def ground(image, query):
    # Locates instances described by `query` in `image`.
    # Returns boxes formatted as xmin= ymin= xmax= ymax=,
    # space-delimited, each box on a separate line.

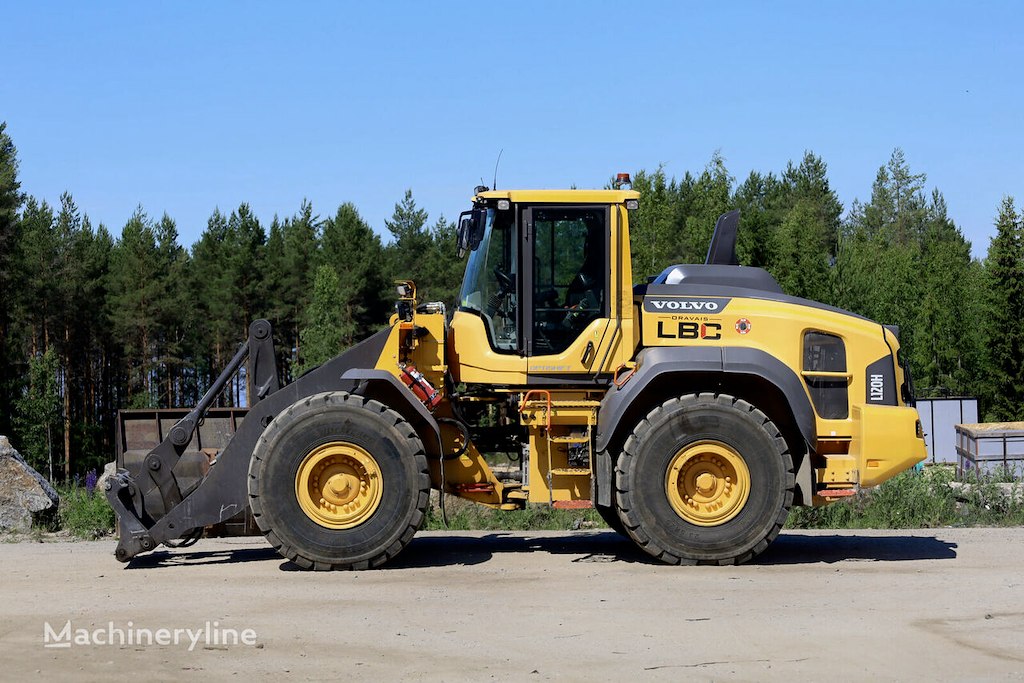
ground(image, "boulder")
xmin=95 ymin=460 xmax=117 ymax=496
xmin=0 ymin=435 xmax=60 ymax=532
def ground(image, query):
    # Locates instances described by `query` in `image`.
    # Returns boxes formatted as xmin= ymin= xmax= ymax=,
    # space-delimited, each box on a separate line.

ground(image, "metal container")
xmin=955 ymin=422 xmax=1024 ymax=479
xmin=917 ymin=397 xmax=978 ymax=464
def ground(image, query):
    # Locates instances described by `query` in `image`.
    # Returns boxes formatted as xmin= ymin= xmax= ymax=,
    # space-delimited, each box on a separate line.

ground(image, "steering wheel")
xmin=494 ymin=266 xmax=515 ymax=294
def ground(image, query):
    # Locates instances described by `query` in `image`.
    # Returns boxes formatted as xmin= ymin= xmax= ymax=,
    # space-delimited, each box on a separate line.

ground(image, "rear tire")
xmin=615 ymin=393 xmax=794 ymax=565
xmin=248 ymin=392 xmax=430 ymax=570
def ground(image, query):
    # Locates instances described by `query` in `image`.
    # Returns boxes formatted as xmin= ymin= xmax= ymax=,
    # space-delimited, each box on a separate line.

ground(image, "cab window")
xmin=458 ymin=208 xmax=519 ymax=352
xmin=531 ymin=207 xmax=607 ymax=355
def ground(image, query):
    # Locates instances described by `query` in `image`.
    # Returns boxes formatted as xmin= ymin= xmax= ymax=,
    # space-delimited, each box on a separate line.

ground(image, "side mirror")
xmin=457 ymin=212 xmax=472 ymax=258
xmin=456 ymin=208 xmax=488 ymax=258
xmin=468 ymin=207 xmax=487 ymax=251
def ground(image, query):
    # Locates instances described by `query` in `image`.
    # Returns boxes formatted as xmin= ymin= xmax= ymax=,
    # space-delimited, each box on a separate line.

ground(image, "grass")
xmin=32 ymin=465 xmax=1024 ymax=540
xmin=424 ymin=466 xmax=1024 ymax=533
xmin=56 ymin=484 xmax=116 ymax=539
xmin=786 ymin=466 xmax=1024 ymax=530
xmin=423 ymin=495 xmax=605 ymax=531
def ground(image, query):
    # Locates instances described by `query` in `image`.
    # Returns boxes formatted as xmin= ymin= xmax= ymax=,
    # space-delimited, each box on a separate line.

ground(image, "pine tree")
xmin=420 ymin=214 xmax=463 ymax=308
xmin=771 ymin=199 xmax=832 ymax=301
xmin=53 ymin=192 xmax=84 ymax=479
xmin=189 ymin=209 xmax=237 ymax=399
xmin=153 ymin=213 xmax=190 ymax=407
xmin=108 ymin=207 xmax=163 ymax=407
xmin=835 ymin=150 xmax=926 ymax=364
xmin=17 ymin=197 xmax=57 ymax=353
xmin=297 ymin=265 xmax=355 ymax=373
xmin=677 ymin=152 xmax=733 ymax=264
xmin=733 ymin=170 xmax=785 ymax=268
xmin=280 ymin=201 xmax=319 ymax=376
xmin=911 ymin=191 xmax=980 ymax=395
xmin=781 ymin=152 xmax=843 ymax=253
xmin=983 ymin=197 xmax=1024 ymax=420
xmin=627 ymin=166 xmax=685 ymax=281
xmin=0 ymin=122 xmax=23 ymax=435
xmin=225 ymin=203 xmax=267 ymax=341
xmin=74 ymin=220 xmax=116 ymax=467
xmin=13 ymin=348 xmax=61 ymax=479
xmin=385 ymin=189 xmax=431 ymax=287
xmin=741 ymin=152 xmax=843 ymax=303
xmin=322 ymin=202 xmax=389 ymax=338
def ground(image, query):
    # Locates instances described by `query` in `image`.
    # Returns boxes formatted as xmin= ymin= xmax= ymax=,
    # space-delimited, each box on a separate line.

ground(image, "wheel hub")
xmin=666 ymin=441 xmax=751 ymax=526
xmin=295 ymin=442 xmax=383 ymax=529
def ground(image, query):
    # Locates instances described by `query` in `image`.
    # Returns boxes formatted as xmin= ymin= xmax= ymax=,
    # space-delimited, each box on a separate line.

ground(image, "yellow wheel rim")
xmin=666 ymin=441 xmax=750 ymax=526
xmin=295 ymin=442 xmax=383 ymax=529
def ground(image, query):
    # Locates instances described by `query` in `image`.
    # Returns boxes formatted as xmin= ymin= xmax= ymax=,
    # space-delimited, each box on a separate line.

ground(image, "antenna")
xmin=492 ymin=149 xmax=503 ymax=190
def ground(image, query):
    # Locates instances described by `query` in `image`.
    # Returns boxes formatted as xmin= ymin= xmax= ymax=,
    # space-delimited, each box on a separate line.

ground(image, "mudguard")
xmin=593 ymin=345 xmax=817 ymax=507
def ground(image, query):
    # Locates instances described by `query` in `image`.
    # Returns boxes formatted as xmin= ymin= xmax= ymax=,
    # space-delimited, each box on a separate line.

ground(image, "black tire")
xmin=248 ymin=391 xmax=430 ymax=570
xmin=595 ymin=502 xmax=627 ymax=536
xmin=615 ymin=393 xmax=794 ymax=565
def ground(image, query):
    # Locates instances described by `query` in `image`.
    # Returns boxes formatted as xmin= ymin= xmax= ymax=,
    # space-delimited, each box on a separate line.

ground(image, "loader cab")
xmin=450 ymin=189 xmax=639 ymax=385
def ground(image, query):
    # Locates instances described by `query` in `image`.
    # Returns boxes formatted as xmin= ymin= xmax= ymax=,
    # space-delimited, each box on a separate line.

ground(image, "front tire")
xmin=248 ymin=392 xmax=430 ymax=570
xmin=615 ymin=393 xmax=794 ymax=565
xmin=595 ymin=502 xmax=627 ymax=536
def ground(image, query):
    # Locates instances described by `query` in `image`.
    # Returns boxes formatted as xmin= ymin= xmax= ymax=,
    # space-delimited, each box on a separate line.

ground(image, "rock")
xmin=0 ymin=435 xmax=60 ymax=532
xmin=95 ymin=461 xmax=117 ymax=496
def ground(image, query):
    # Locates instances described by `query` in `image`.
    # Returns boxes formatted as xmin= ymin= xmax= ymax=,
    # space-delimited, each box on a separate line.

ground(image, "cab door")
xmin=521 ymin=205 xmax=618 ymax=383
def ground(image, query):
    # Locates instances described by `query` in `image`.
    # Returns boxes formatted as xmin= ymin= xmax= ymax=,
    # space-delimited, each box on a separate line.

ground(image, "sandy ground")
xmin=1 ymin=528 xmax=1022 ymax=681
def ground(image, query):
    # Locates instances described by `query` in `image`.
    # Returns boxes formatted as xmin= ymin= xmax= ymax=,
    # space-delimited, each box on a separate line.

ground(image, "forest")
xmin=1 ymin=120 xmax=1023 ymax=482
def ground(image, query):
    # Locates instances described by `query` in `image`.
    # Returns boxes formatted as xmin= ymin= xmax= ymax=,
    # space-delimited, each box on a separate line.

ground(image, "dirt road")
xmin=1 ymin=528 xmax=1022 ymax=681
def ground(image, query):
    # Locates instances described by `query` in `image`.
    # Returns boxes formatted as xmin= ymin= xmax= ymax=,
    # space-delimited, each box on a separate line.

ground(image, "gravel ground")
xmin=1 ymin=527 xmax=1022 ymax=681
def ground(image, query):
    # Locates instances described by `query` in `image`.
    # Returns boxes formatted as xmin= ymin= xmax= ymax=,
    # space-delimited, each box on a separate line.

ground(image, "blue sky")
xmin=3 ymin=1 xmax=1022 ymax=258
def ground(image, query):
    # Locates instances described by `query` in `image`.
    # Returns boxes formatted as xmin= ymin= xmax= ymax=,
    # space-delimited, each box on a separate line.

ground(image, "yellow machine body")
xmin=106 ymin=183 xmax=929 ymax=568
xmin=378 ymin=189 xmax=925 ymax=511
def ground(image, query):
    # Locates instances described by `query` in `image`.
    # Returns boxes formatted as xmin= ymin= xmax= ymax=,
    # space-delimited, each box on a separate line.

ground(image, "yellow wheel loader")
xmin=105 ymin=179 xmax=927 ymax=568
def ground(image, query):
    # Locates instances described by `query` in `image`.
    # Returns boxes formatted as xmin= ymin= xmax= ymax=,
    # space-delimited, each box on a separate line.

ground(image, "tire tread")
xmin=248 ymin=391 xmax=430 ymax=571
xmin=615 ymin=392 xmax=795 ymax=566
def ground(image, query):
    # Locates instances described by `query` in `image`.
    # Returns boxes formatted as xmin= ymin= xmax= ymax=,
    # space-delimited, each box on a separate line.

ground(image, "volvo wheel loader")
xmin=105 ymin=178 xmax=927 ymax=568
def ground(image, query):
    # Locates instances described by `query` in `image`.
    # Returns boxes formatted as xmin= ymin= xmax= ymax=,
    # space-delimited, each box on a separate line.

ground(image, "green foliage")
xmin=13 ymin=348 xmax=61 ymax=475
xmin=787 ymin=468 xmax=1024 ymax=530
xmin=678 ymin=152 xmax=733 ymax=265
xmin=297 ymin=265 xmax=355 ymax=373
xmin=983 ymin=197 xmax=1024 ymax=420
xmin=419 ymin=215 xmax=464 ymax=308
xmin=770 ymin=199 xmax=832 ymax=301
xmin=0 ymin=121 xmax=23 ymax=437
xmin=321 ymin=202 xmax=389 ymax=340
xmin=0 ymin=116 xmax=1023 ymax=486
xmin=386 ymin=189 xmax=431 ymax=286
xmin=626 ymin=165 xmax=684 ymax=281
xmin=422 ymin=497 xmax=606 ymax=531
xmin=833 ymin=150 xmax=981 ymax=398
xmin=107 ymin=207 xmax=163 ymax=406
xmin=57 ymin=485 xmax=115 ymax=538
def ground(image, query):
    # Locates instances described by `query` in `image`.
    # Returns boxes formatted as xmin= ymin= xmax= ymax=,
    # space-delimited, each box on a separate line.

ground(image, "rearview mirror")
xmin=457 ymin=208 xmax=488 ymax=258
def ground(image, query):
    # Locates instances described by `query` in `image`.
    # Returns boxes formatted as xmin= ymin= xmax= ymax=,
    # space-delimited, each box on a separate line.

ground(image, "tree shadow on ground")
xmin=125 ymin=530 xmax=958 ymax=570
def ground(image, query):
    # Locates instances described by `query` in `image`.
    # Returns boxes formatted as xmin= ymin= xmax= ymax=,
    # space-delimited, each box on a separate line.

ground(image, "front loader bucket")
xmin=106 ymin=321 xmax=393 ymax=562
xmin=115 ymin=407 xmax=258 ymax=536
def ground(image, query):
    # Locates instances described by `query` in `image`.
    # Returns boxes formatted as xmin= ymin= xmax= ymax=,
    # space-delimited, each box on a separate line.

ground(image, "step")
xmin=521 ymin=399 xmax=601 ymax=410
xmin=549 ymin=433 xmax=591 ymax=444
xmin=550 ymin=467 xmax=592 ymax=476
xmin=817 ymin=488 xmax=857 ymax=498
xmin=553 ymin=500 xmax=594 ymax=509
xmin=454 ymin=482 xmax=495 ymax=494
